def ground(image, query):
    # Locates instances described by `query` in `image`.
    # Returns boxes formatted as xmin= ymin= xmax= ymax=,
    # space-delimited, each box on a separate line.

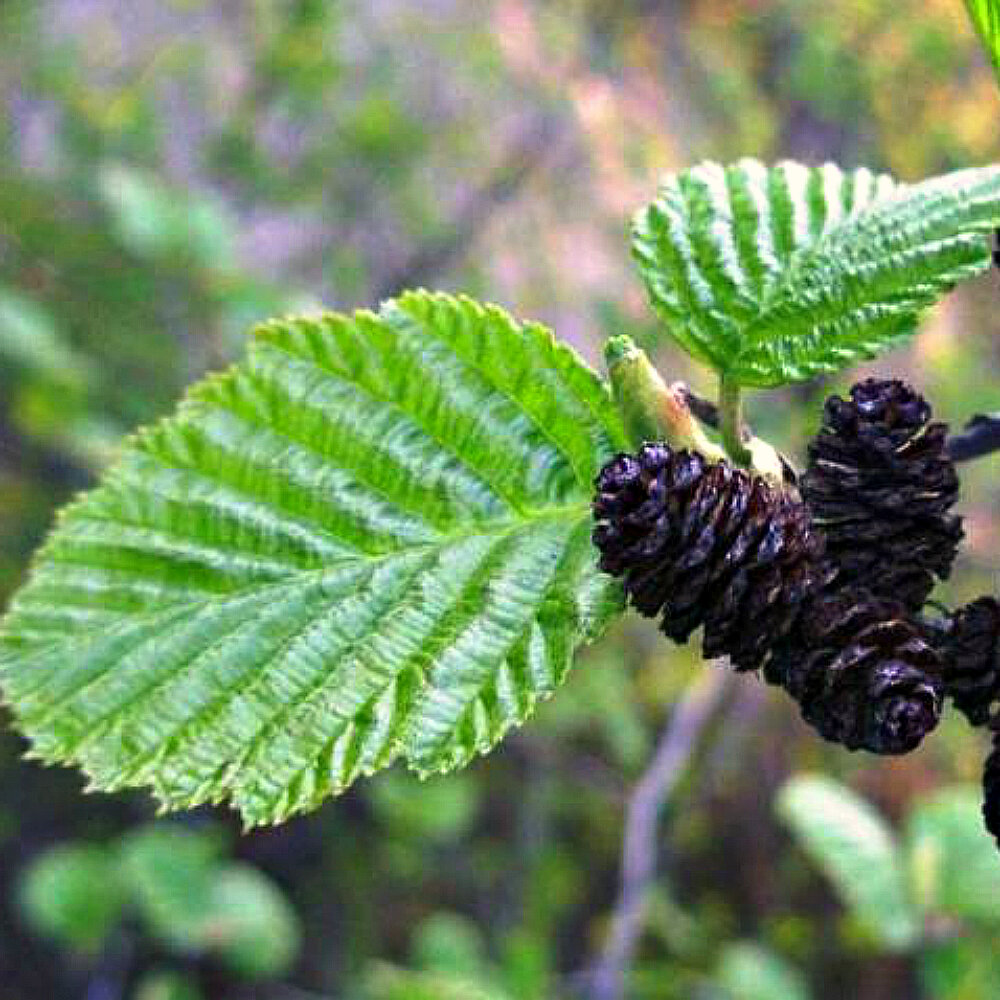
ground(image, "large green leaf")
xmin=777 ymin=775 xmax=919 ymax=950
xmin=632 ymin=160 xmax=1000 ymax=386
xmin=965 ymin=1 xmax=1000 ymax=86
xmin=0 ymin=291 xmax=626 ymax=825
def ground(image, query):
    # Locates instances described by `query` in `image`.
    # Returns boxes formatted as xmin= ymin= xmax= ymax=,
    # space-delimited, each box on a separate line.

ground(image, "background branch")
xmin=586 ymin=670 xmax=735 ymax=1000
xmin=947 ymin=413 xmax=1000 ymax=462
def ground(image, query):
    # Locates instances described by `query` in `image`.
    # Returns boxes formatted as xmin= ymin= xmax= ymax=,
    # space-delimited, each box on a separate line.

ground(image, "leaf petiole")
xmin=718 ymin=376 xmax=752 ymax=467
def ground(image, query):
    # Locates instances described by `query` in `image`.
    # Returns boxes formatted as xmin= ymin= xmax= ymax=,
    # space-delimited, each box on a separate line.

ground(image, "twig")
xmin=673 ymin=383 xmax=754 ymax=443
xmin=673 ymin=383 xmax=721 ymax=431
xmin=587 ymin=670 xmax=734 ymax=1000
xmin=947 ymin=413 xmax=1000 ymax=462
xmin=680 ymin=386 xmax=1000 ymax=466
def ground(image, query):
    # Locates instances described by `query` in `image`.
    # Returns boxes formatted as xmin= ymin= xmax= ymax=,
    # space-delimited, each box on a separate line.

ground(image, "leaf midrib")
xmin=0 ymin=500 xmax=594 ymax=665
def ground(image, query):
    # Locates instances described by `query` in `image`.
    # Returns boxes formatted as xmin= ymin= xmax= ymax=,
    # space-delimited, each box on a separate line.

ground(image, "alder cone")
xmin=801 ymin=378 xmax=962 ymax=611
xmin=592 ymin=443 xmax=824 ymax=673
xmin=942 ymin=597 xmax=1000 ymax=726
xmin=984 ymin=720 xmax=1000 ymax=849
xmin=770 ymin=586 xmax=943 ymax=754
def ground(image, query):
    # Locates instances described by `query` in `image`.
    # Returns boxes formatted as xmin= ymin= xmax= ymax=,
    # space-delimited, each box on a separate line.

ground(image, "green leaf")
xmin=0 ymin=291 xmax=626 ymax=826
xmin=18 ymin=844 xmax=127 ymax=953
xmin=200 ymin=864 xmax=301 ymax=978
xmin=777 ymin=775 xmax=919 ymax=950
xmin=906 ymin=786 xmax=1000 ymax=925
xmin=921 ymin=936 xmax=1000 ymax=1000
xmin=98 ymin=163 xmax=237 ymax=270
xmin=965 ymin=1 xmax=1000 ymax=86
xmin=363 ymin=963 xmax=511 ymax=1000
xmin=121 ymin=825 xmax=224 ymax=950
xmin=714 ymin=942 xmax=812 ymax=1000
xmin=632 ymin=160 xmax=1000 ymax=386
xmin=0 ymin=287 xmax=92 ymax=387
xmin=133 ymin=971 xmax=205 ymax=1000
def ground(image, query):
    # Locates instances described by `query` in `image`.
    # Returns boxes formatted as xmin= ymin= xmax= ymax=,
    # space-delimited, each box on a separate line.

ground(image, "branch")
xmin=680 ymin=387 xmax=1000 ymax=467
xmin=672 ymin=383 xmax=755 ymax=443
xmin=947 ymin=413 xmax=1000 ymax=463
xmin=586 ymin=670 xmax=734 ymax=1000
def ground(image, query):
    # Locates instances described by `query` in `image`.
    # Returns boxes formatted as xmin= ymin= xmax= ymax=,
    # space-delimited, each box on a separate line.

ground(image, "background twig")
xmin=947 ymin=413 xmax=1000 ymax=462
xmin=587 ymin=670 xmax=735 ymax=1000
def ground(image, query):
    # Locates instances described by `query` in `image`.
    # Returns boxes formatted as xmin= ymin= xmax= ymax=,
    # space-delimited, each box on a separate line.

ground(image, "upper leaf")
xmin=965 ymin=0 xmax=1000 ymax=87
xmin=0 ymin=291 xmax=626 ymax=826
xmin=632 ymin=159 xmax=1000 ymax=386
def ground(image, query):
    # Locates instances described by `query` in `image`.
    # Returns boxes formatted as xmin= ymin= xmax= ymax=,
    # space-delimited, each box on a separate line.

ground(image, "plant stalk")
xmin=718 ymin=376 xmax=752 ymax=466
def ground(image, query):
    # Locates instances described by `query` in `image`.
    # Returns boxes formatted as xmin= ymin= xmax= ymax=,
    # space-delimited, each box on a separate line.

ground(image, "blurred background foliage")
xmin=1 ymin=1 xmax=1000 ymax=998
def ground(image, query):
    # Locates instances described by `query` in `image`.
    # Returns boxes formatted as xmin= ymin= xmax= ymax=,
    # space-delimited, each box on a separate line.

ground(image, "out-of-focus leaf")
xmin=98 ymin=164 xmax=236 ymax=269
xmin=411 ymin=912 xmax=489 ymax=979
xmin=0 ymin=288 xmax=91 ymax=386
xmin=120 ymin=825 xmax=223 ymax=951
xmin=906 ymin=786 xmax=1000 ymax=924
xmin=921 ymin=936 xmax=1000 ymax=1000
xmin=18 ymin=844 xmax=126 ymax=953
xmin=363 ymin=963 xmax=511 ymax=1000
xmin=371 ymin=771 xmax=479 ymax=843
xmin=199 ymin=864 xmax=301 ymax=978
xmin=132 ymin=970 xmax=205 ymax=1000
xmin=965 ymin=1 xmax=1000 ymax=85
xmin=714 ymin=942 xmax=812 ymax=1000
xmin=777 ymin=775 xmax=918 ymax=949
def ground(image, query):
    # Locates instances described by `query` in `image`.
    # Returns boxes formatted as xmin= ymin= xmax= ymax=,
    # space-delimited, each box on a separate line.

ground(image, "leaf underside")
xmin=632 ymin=159 xmax=1000 ymax=386
xmin=0 ymin=291 xmax=626 ymax=826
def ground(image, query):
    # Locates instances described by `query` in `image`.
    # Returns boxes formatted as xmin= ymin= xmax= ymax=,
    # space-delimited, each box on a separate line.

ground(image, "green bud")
xmin=604 ymin=336 xmax=725 ymax=460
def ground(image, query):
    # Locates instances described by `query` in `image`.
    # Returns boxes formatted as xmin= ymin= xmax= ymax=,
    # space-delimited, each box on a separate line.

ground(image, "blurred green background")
xmin=2 ymin=1 xmax=1000 ymax=998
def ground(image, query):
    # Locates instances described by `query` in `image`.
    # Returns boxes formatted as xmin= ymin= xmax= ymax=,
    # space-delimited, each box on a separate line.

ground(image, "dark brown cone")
xmin=801 ymin=378 xmax=962 ymax=611
xmin=983 ymin=718 xmax=1000 ymax=849
xmin=592 ymin=443 xmax=824 ymax=672
xmin=941 ymin=597 xmax=1000 ymax=726
xmin=768 ymin=583 xmax=943 ymax=754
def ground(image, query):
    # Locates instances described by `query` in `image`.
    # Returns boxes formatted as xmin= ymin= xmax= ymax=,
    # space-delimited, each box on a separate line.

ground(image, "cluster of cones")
xmin=593 ymin=378 xmax=1000 ymax=848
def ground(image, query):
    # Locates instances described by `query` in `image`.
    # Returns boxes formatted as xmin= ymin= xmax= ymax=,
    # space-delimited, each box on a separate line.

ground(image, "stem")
xmin=587 ymin=671 xmax=735 ymax=1000
xmin=718 ymin=376 xmax=752 ymax=466
xmin=947 ymin=413 xmax=1000 ymax=462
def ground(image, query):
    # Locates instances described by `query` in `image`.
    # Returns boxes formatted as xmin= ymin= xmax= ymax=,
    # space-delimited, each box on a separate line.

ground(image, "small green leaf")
xmin=632 ymin=160 xmax=1000 ymax=386
xmin=411 ymin=912 xmax=490 ymax=979
xmin=371 ymin=770 xmax=479 ymax=843
xmin=0 ymin=291 xmax=626 ymax=826
xmin=363 ymin=964 xmax=511 ymax=1000
xmin=906 ymin=786 xmax=1000 ymax=925
xmin=200 ymin=864 xmax=301 ymax=978
xmin=0 ymin=287 xmax=92 ymax=387
xmin=98 ymin=163 xmax=237 ymax=270
xmin=921 ymin=936 xmax=1000 ymax=1000
xmin=120 ymin=825 xmax=223 ymax=951
xmin=777 ymin=775 xmax=919 ymax=950
xmin=715 ymin=942 xmax=812 ymax=1000
xmin=965 ymin=1 xmax=1000 ymax=86
xmin=133 ymin=971 xmax=205 ymax=1000
xmin=18 ymin=844 xmax=126 ymax=953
